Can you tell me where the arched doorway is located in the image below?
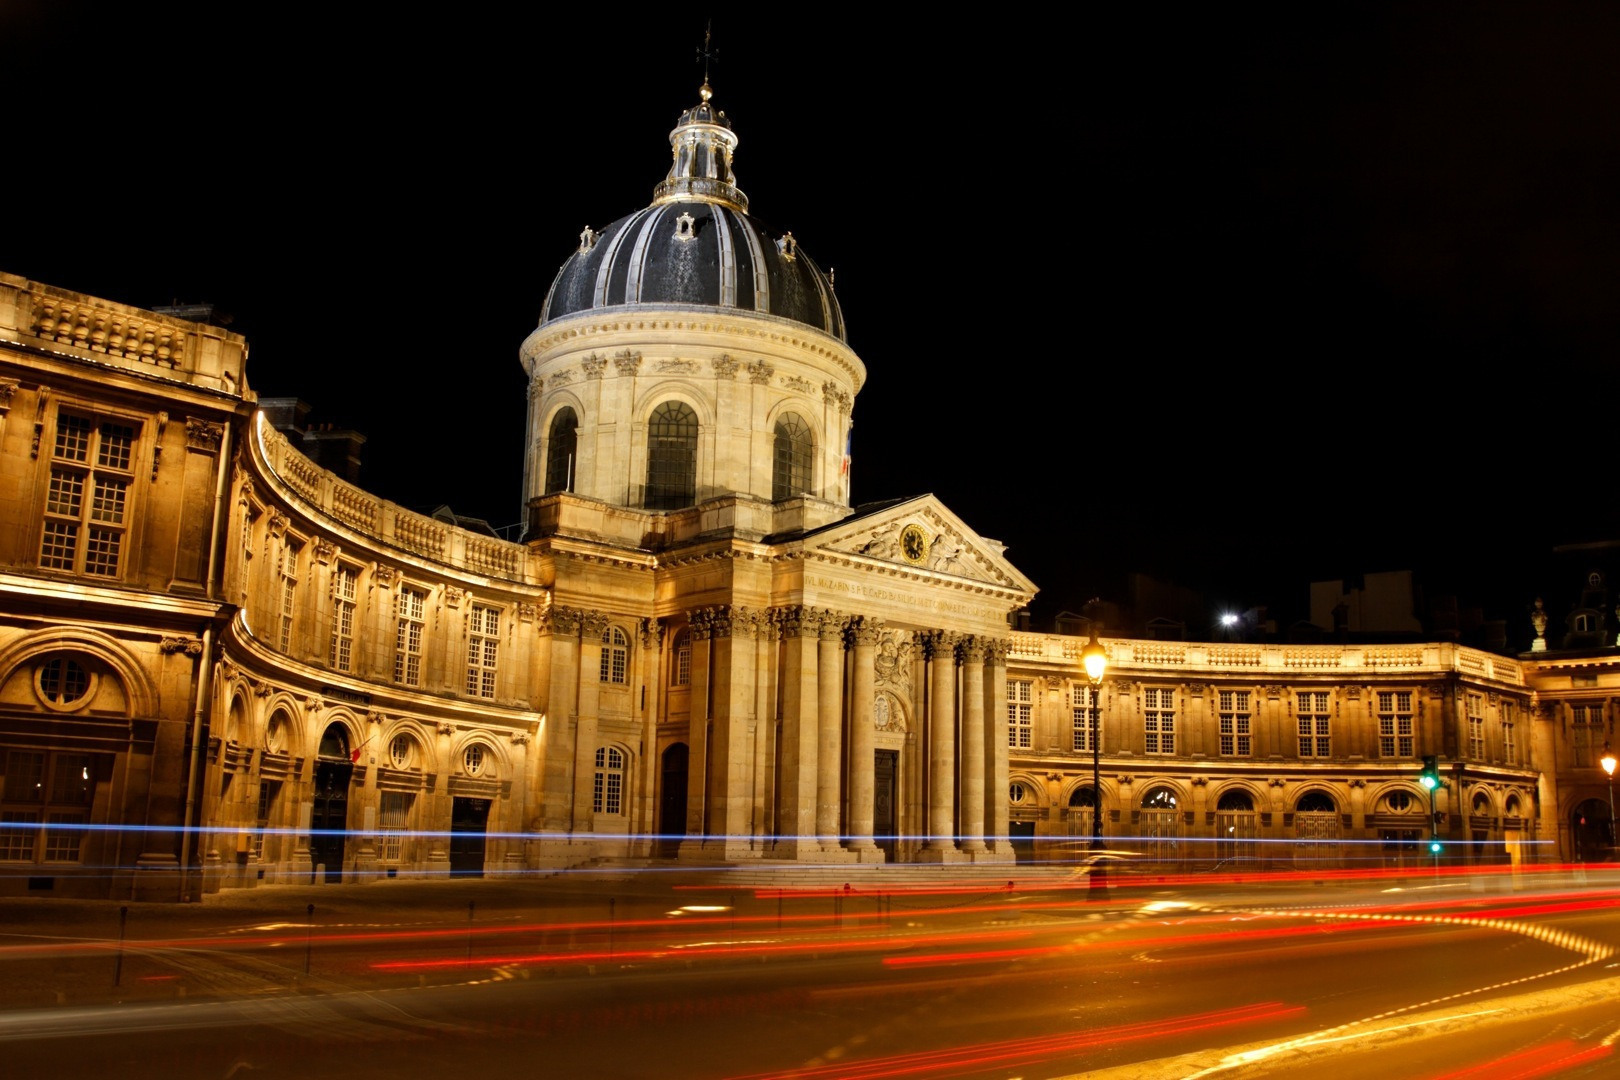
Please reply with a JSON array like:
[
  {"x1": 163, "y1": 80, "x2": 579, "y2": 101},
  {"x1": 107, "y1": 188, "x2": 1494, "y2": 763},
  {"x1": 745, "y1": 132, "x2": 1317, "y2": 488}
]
[
  {"x1": 1294, "y1": 790, "x2": 1340, "y2": 870},
  {"x1": 1571, "y1": 798, "x2": 1613, "y2": 862},
  {"x1": 1068, "y1": 785, "x2": 1099, "y2": 853},
  {"x1": 1139, "y1": 786, "x2": 1180, "y2": 867},
  {"x1": 659, "y1": 743, "x2": 688, "y2": 857},
  {"x1": 1008, "y1": 782, "x2": 1036, "y2": 862},
  {"x1": 1215, "y1": 789, "x2": 1257, "y2": 867},
  {"x1": 311, "y1": 723, "x2": 353, "y2": 883}
]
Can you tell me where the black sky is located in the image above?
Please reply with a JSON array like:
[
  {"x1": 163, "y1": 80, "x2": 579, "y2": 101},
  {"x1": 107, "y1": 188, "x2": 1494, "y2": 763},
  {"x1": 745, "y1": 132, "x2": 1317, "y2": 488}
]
[{"x1": 6, "y1": 4, "x2": 1619, "y2": 641}]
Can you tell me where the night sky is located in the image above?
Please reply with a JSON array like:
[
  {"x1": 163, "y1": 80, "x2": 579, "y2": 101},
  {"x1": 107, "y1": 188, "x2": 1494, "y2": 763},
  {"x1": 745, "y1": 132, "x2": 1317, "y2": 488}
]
[{"x1": 7, "y1": 4, "x2": 1619, "y2": 641}]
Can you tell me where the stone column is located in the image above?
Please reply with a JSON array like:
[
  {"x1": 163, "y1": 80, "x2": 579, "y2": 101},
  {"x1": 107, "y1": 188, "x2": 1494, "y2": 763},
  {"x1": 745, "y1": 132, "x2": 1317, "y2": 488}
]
[
  {"x1": 702, "y1": 607, "x2": 761, "y2": 857},
  {"x1": 539, "y1": 607, "x2": 583, "y2": 838},
  {"x1": 958, "y1": 637, "x2": 988, "y2": 854},
  {"x1": 846, "y1": 617, "x2": 882, "y2": 860},
  {"x1": 752, "y1": 615, "x2": 778, "y2": 848},
  {"x1": 985, "y1": 640, "x2": 1011, "y2": 857},
  {"x1": 816, "y1": 611, "x2": 848, "y2": 850},
  {"x1": 772, "y1": 606, "x2": 820, "y2": 858},
  {"x1": 922, "y1": 631, "x2": 961, "y2": 858},
  {"x1": 635, "y1": 618, "x2": 664, "y2": 857},
  {"x1": 680, "y1": 609, "x2": 714, "y2": 854}
]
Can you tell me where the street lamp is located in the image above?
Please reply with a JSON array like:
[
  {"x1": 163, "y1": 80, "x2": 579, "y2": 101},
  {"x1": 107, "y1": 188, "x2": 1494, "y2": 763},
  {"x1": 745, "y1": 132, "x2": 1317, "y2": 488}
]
[
  {"x1": 1602, "y1": 744, "x2": 1617, "y2": 858},
  {"x1": 1080, "y1": 629, "x2": 1108, "y2": 860}
]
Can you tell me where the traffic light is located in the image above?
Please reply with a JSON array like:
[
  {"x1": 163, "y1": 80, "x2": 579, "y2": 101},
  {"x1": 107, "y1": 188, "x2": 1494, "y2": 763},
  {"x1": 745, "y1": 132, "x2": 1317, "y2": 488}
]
[
  {"x1": 1428, "y1": 838, "x2": 1443, "y2": 855},
  {"x1": 1419, "y1": 756, "x2": 1440, "y2": 790}
]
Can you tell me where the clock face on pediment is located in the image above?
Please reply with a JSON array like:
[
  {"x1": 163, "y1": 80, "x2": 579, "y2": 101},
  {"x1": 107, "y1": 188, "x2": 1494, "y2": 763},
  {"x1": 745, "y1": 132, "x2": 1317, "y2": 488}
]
[{"x1": 899, "y1": 523, "x2": 929, "y2": 565}]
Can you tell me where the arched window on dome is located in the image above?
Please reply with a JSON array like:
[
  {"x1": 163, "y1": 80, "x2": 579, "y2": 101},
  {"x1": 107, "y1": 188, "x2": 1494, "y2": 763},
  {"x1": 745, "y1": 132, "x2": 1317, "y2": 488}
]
[
  {"x1": 772, "y1": 413, "x2": 813, "y2": 501},
  {"x1": 645, "y1": 401, "x2": 697, "y2": 510},
  {"x1": 544, "y1": 407, "x2": 578, "y2": 494}
]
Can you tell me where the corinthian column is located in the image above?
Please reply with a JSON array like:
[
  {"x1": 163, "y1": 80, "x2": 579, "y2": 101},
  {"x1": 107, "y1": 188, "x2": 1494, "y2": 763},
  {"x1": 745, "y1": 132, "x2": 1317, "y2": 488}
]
[
  {"x1": 958, "y1": 636, "x2": 987, "y2": 854},
  {"x1": 924, "y1": 630, "x2": 960, "y2": 856},
  {"x1": 815, "y1": 611, "x2": 848, "y2": 849},
  {"x1": 846, "y1": 617, "x2": 882, "y2": 860},
  {"x1": 772, "y1": 606, "x2": 820, "y2": 859}
]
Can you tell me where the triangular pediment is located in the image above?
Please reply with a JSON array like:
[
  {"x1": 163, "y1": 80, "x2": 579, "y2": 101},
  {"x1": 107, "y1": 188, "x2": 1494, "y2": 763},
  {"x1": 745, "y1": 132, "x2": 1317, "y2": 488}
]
[{"x1": 803, "y1": 495, "x2": 1036, "y2": 595}]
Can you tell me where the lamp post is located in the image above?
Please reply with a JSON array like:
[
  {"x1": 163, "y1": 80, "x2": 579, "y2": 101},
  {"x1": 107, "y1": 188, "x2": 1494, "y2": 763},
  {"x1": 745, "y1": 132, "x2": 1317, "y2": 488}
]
[
  {"x1": 1602, "y1": 744, "x2": 1617, "y2": 859},
  {"x1": 1080, "y1": 629, "x2": 1109, "y2": 889}
]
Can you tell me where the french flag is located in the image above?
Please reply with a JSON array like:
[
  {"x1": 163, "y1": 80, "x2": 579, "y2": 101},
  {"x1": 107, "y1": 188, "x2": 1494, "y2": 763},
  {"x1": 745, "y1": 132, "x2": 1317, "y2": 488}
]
[{"x1": 840, "y1": 430, "x2": 851, "y2": 477}]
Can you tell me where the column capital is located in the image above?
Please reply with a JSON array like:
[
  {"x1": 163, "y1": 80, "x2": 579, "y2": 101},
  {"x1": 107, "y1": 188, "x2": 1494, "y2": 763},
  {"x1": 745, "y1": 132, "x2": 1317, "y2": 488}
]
[{"x1": 847, "y1": 615, "x2": 885, "y2": 647}]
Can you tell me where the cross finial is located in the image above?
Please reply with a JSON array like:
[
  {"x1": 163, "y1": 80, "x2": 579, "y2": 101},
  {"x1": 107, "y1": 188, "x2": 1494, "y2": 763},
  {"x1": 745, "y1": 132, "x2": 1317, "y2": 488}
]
[{"x1": 696, "y1": 19, "x2": 718, "y2": 99}]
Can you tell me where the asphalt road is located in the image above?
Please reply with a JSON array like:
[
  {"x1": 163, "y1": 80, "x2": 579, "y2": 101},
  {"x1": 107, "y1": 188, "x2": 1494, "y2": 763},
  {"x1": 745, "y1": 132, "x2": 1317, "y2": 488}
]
[{"x1": 2, "y1": 865, "x2": 1618, "y2": 1079}]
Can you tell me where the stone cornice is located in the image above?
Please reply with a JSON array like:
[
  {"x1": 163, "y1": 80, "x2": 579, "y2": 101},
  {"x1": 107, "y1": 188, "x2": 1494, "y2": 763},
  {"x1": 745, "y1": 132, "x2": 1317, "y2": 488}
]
[
  {"x1": 519, "y1": 308, "x2": 864, "y2": 393},
  {"x1": 796, "y1": 549, "x2": 1029, "y2": 602}
]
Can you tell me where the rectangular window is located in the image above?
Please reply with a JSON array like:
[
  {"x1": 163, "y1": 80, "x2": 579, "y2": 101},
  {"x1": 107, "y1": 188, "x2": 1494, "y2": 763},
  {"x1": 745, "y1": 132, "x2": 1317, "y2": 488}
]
[
  {"x1": 40, "y1": 412, "x2": 138, "y2": 577},
  {"x1": 1571, "y1": 702, "x2": 1603, "y2": 768},
  {"x1": 466, "y1": 604, "x2": 500, "y2": 699},
  {"x1": 1377, "y1": 690, "x2": 1414, "y2": 758},
  {"x1": 1007, "y1": 679, "x2": 1033, "y2": 749},
  {"x1": 1218, "y1": 689, "x2": 1251, "y2": 756},
  {"x1": 1071, "y1": 684, "x2": 1099, "y2": 752},
  {"x1": 0, "y1": 751, "x2": 93, "y2": 864},
  {"x1": 395, "y1": 587, "x2": 427, "y2": 686},
  {"x1": 1144, "y1": 688, "x2": 1176, "y2": 755},
  {"x1": 1297, "y1": 691, "x2": 1331, "y2": 757},
  {"x1": 1467, "y1": 693, "x2": 1485, "y2": 760},
  {"x1": 1501, "y1": 699, "x2": 1517, "y2": 766},
  {"x1": 328, "y1": 565, "x2": 357, "y2": 671},
  {"x1": 278, "y1": 540, "x2": 301, "y2": 653},
  {"x1": 379, "y1": 791, "x2": 413, "y2": 863}
]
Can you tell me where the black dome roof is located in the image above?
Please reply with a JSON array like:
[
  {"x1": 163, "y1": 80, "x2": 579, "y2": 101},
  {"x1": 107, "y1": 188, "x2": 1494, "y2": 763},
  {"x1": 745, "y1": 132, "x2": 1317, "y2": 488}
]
[
  {"x1": 541, "y1": 203, "x2": 845, "y2": 341},
  {"x1": 538, "y1": 82, "x2": 846, "y2": 342}
]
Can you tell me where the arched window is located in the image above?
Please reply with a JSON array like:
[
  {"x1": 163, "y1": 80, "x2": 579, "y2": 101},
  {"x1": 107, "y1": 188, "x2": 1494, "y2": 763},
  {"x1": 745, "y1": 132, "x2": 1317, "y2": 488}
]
[
  {"x1": 317, "y1": 723, "x2": 350, "y2": 761},
  {"x1": 544, "y1": 407, "x2": 578, "y2": 494},
  {"x1": 600, "y1": 626, "x2": 629, "y2": 684},
  {"x1": 37, "y1": 654, "x2": 90, "y2": 707},
  {"x1": 594, "y1": 746, "x2": 625, "y2": 814},
  {"x1": 672, "y1": 628, "x2": 691, "y2": 687},
  {"x1": 1141, "y1": 787, "x2": 1179, "y2": 809},
  {"x1": 1297, "y1": 791, "x2": 1336, "y2": 813},
  {"x1": 388, "y1": 734, "x2": 416, "y2": 770},
  {"x1": 772, "y1": 412, "x2": 813, "y2": 500},
  {"x1": 645, "y1": 401, "x2": 697, "y2": 509},
  {"x1": 1216, "y1": 790, "x2": 1254, "y2": 812},
  {"x1": 1068, "y1": 786, "x2": 1097, "y2": 809}
]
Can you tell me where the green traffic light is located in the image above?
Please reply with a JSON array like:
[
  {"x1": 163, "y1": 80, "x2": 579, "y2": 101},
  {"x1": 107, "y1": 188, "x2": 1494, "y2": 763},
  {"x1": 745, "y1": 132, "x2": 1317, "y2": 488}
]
[{"x1": 1429, "y1": 840, "x2": 1442, "y2": 854}]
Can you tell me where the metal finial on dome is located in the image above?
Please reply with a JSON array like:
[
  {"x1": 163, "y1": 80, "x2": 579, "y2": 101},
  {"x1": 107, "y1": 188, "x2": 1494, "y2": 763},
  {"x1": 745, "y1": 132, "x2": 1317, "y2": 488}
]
[{"x1": 697, "y1": 20, "x2": 717, "y2": 101}]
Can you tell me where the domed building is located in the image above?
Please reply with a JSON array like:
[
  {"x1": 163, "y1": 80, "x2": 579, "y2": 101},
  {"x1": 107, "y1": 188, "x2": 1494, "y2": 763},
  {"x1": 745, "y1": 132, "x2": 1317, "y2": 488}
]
[{"x1": 510, "y1": 78, "x2": 1035, "y2": 866}]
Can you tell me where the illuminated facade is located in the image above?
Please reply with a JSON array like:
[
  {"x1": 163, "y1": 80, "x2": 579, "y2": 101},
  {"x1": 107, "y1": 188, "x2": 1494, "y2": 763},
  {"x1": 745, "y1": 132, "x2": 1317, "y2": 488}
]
[{"x1": 1, "y1": 82, "x2": 1615, "y2": 901}]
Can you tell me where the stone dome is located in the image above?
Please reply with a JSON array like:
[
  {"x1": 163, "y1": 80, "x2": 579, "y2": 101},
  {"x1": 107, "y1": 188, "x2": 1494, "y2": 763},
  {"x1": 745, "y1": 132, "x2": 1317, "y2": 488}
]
[{"x1": 538, "y1": 82, "x2": 846, "y2": 342}]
